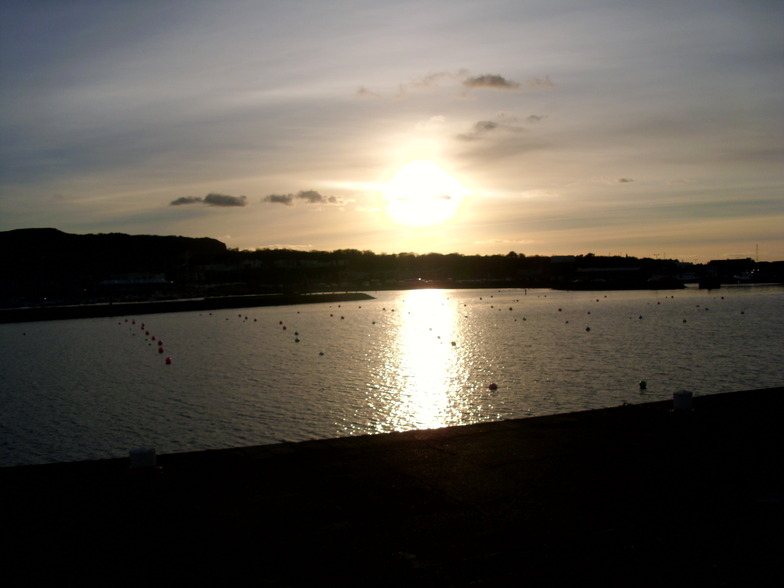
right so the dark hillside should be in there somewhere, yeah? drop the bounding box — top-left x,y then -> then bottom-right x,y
0,228 -> 226,305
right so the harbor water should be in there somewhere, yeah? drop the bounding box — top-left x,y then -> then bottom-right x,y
1,286 -> 782,467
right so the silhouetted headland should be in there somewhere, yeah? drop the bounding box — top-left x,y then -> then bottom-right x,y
3,229 -> 782,312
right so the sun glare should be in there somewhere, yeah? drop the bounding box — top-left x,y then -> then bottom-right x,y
381,160 -> 470,227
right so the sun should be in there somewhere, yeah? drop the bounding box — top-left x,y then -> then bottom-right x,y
381,160 -> 470,227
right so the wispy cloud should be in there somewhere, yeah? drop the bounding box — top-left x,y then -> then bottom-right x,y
525,75 -> 555,89
360,69 -> 545,100
170,193 -> 247,207
262,190 -> 346,206
355,86 -> 382,99
456,115 -> 524,141
394,70 -> 467,100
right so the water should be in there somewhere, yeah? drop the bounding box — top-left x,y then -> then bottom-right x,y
1,286 -> 782,467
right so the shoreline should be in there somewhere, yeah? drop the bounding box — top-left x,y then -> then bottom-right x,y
0,291 -> 375,323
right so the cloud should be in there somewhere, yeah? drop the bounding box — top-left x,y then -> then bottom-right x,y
262,190 -> 344,206
204,193 -> 247,206
462,74 -> 520,90
525,75 -> 555,89
170,193 -> 247,207
473,238 -> 534,246
395,70 -> 465,100
617,178 -> 635,183
415,115 -> 446,130
360,70 -> 549,101
456,116 -> 523,141
454,114 -> 549,163
526,115 -> 547,123
170,196 -> 204,206
263,193 -> 295,206
355,86 -> 382,99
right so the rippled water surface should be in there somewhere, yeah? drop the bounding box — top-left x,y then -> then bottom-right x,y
1,286 -> 782,466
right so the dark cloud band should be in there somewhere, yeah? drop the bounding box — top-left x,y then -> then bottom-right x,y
170,193 -> 247,207
263,190 -> 342,206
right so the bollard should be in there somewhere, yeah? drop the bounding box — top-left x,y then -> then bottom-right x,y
673,390 -> 693,411
129,447 -> 157,469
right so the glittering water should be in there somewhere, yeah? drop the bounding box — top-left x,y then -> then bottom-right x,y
1,286 -> 782,466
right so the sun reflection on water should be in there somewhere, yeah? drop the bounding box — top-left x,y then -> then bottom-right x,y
373,289 -> 469,431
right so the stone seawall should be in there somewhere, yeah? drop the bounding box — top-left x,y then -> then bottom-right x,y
2,387 -> 782,586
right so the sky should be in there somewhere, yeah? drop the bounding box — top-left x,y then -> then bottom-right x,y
1,0 -> 782,263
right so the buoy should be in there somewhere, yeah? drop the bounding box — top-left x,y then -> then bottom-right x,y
319,351 -> 324,356
585,326 -> 591,332
294,338 -> 300,343
158,347 -> 164,354
489,383 -> 498,391
165,357 -> 172,365
639,380 -> 647,390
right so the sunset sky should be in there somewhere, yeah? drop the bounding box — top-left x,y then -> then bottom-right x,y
1,1 -> 782,262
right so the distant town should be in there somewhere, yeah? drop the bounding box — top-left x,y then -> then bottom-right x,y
2,228 -> 782,309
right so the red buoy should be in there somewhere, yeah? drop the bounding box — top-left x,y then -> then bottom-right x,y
489,383 -> 498,391
165,357 -> 172,365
